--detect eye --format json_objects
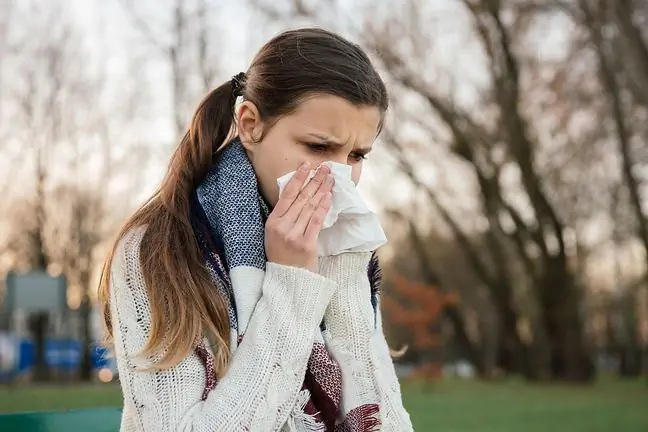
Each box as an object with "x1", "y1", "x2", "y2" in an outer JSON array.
[
  {"x1": 349, "y1": 153, "x2": 367, "y2": 162},
  {"x1": 306, "y1": 143, "x2": 329, "y2": 153}
]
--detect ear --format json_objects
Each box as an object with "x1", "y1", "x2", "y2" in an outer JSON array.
[{"x1": 237, "y1": 101, "x2": 264, "y2": 151}]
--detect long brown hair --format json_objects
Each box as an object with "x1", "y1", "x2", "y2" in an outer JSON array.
[{"x1": 98, "y1": 28, "x2": 388, "y2": 378}]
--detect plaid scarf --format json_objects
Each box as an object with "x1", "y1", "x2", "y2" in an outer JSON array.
[{"x1": 190, "y1": 139, "x2": 382, "y2": 431}]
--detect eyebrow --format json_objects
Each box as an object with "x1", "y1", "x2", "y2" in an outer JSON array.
[
  {"x1": 306, "y1": 133, "x2": 345, "y2": 146},
  {"x1": 306, "y1": 132, "x2": 373, "y2": 154}
]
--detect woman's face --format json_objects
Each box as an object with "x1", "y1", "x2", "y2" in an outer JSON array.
[{"x1": 238, "y1": 94, "x2": 382, "y2": 207}]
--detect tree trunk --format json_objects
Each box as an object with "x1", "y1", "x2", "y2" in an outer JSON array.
[
  {"x1": 28, "y1": 312, "x2": 50, "y2": 382},
  {"x1": 494, "y1": 305, "x2": 534, "y2": 379},
  {"x1": 79, "y1": 295, "x2": 93, "y2": 381},
  {"x1": 540, "y1": 258, "x2": 594, "y2": 381},
  {"x1": 443, "y1": 305, "x2": 487, "y2": 377}
]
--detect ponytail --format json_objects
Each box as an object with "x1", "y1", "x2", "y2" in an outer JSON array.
[
  {"x1": 98, "y1": 75, "x2": 248, "y2": 379},
  {"x1": 165, "y1": 76, "x2": 243, "y2": 196}
]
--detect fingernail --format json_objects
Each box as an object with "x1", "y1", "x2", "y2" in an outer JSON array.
[{"x1": 299, "y1": 161, "x2": 309, "y2": 172}]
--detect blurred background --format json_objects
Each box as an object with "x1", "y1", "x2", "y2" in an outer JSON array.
[{"x1": 0, "y1": 0, "x2": 647, "y2": 430}]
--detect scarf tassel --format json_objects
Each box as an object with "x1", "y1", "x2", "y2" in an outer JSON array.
[
  {"x1": 335, "y1": 404, "x2": 381, "y2": 432},
  {"x1": 288, "y1": 390, "x2": 327, "y2": 432}
]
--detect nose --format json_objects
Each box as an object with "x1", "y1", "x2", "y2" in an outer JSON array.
[
  {"x1": 325, "y1": 154, "x2": 349, "y2": 166},
  {"x1": 312, "y1": 156, "x2": 347, "y2": 167}
]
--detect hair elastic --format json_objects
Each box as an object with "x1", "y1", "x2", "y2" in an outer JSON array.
[{"x1": 231, "y1": 72, "x2": 247, "y2": 96}]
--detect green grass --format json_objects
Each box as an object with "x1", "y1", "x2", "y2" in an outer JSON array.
[
  {"x1": 402, "y1": 378, "x2": 648, "y2": 432},
  {"x1": 0, "y1": 383, "x2": 122, "y2": 413},
  {"x1": 1, "y1": 379, "x2": 646, "y2": 431}
]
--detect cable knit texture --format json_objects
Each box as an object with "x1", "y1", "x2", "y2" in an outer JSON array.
[
  {"x1": 110, "y1": 229, "x2": 413, "y2": 431},
  {"x1": 110, "y1": 227, "x2": 337, "y2": 431},
  {"x1": 319, "y1": 254, "x2": 414, "y2": 431}
]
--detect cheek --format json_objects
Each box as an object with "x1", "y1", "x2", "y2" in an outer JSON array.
[
  {"x1": 250, "y1": 142, "x2": 296, "y2": 206},
  {"x1": 351, "y1": 164, "x2": 363, "y2": 186},
  {"x1": 255, "y1": 135, "x2": 298, "y2": 177}
]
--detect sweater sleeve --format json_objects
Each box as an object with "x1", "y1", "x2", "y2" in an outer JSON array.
[
  {"x1": 109, "y1": 228, "x2": 336, "y2": 432},
  {"x1": 318, "y1": 253, "x2": 413, "y2": 431}
]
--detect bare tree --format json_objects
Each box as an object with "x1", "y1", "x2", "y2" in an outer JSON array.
[
  {"x1": 574, "y1": 0, "x2": 648, "y2": 282},
  {"x1": 362, "y1": 0, "x2": 597, "y2": 380},
  {"x1": 116, "y1": 0, "x2": 223, "y2": 140},
  {"x1": 250, "y1": 0, "x2": 616, "y2": 381},
  {"x1": 0, "y1": 0, "x2": 147, "y2": 380}
]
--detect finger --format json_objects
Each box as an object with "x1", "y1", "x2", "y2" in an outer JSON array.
[
  {"x1": 272, "y1": 161, "x2": 311, "y2": 217},
  {"x1": 299, "y1": 164, "x2": 331, "y2": 200},
  {"x1": 281, "y1": 165, "x2": 331, "y2": 223},
  {"x1": 290, "y1": 174, "x2": 334, "y2": 235},
  {"x1": 304, "y1": 191, "x2": 332, "y2": 242}
]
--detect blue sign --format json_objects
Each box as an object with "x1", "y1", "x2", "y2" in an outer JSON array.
[
  {"x1": 4, "y1": 337, "x2": 112, "y2": 375},
  {"x1": 91, "y1": 344, "x2": 110, "y2": 369},
  {"x1": 45, "y1": 339, "x2": 82, "y2": 371},
  {"x1": 18, "y1": 339, "x2": 35, "y2": 372}
]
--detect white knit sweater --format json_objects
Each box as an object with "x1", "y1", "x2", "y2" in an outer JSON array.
[{"x1": 109, "y1": 227, "x2": 413, "y2": 431}]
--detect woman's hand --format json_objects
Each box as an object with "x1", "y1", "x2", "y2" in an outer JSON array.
[{"x1": 265, "y1": 162, "x2": 334, "y2": 272}]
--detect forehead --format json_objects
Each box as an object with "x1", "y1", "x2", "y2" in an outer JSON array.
[{"x1": 281, "y1": 94, "x2": 382, "y2": 146}]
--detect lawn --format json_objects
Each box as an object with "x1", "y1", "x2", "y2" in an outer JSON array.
[{"x1": 0, "y1": 379, "x2": 646, "y2": 431}]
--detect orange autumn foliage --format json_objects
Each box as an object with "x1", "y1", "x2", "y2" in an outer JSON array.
[
  {"x1": 382, "y1": 275, "x2": 459, "y2": 382},
  {"x1": 383, "y1": 275, "x2": 458, "y2": 333}
]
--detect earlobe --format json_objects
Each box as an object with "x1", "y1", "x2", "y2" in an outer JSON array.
[{"x1": 237, "y1": 101, "x2": 263, "y2": 149}]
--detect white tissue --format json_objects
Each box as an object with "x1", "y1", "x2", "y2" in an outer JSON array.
[{"x1": 276, "y1": 162, "x2": 387, "y2": 256}]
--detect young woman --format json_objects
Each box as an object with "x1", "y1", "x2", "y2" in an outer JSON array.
[{"x1": 99, "y1": 27, "x2": 413, "y2": 431}]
